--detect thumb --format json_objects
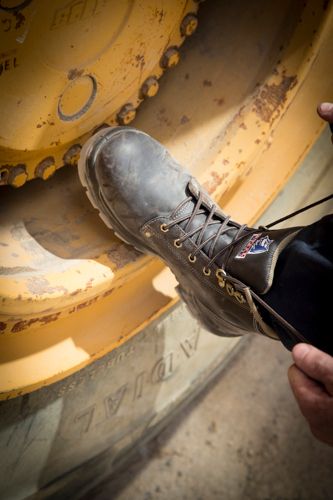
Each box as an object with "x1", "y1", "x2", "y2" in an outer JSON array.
[{"x1": 292, "y1": 343, "x2": 333, "y2": 396}]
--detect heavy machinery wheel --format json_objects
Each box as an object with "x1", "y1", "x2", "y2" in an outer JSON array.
[{"x1": 1, "y1": 0, "x2": 333, "y2": 498}]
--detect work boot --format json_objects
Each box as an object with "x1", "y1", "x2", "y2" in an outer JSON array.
[{"x1": 78, "y1": 127, "x2": 307, "y2": 345}]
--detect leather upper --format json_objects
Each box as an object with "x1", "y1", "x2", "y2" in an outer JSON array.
[{"x1": 81, "y1": 126, "x2": 304, "y2": 342}]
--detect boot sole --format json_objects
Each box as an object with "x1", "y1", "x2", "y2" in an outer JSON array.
[{"x1": 78, "y1": 127, "x2": 159, "y2": 257}]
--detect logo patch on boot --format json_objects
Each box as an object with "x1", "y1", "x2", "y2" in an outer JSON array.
[{"x1": 236, "y1": 233, "x2": 273, "y2": 259}]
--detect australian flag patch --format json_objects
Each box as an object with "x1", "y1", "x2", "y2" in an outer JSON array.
[{"x1": 236, "y1": 233, "x2": 273, "y2": 259}]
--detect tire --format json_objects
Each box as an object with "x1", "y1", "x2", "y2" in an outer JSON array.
[{"x1": 0, "y1": 303, "x2": 244, "y2": 500}]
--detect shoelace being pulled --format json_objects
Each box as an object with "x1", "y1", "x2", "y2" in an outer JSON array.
[{"x1": 161, "y1": 187, "x2": 333, "y2": 276}]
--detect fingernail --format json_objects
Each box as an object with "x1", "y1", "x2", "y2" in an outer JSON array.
[
  {"x1": 319, "y1": 102, "x2": 333, "y2": 113},
  {"x1": 293, "y1": 343, "x2": 310, "y2": 361}
]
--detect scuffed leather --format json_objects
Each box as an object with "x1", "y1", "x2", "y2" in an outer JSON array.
[{"x1": 82, "y1": 126, "x2": 303, "y2": 342}]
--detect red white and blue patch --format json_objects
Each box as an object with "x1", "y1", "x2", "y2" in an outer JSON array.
[{"x1": 236, "y1": 233, "x2": 273, "y2": 259}]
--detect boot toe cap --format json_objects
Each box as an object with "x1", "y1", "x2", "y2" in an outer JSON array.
[{"x1": 93, "y1": 127, "x2": 192, "y2": 222}]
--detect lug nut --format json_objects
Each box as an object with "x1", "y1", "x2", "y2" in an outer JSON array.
[
  {"x1": 140, "y1": 76, "x2": 159, "y2": 98},
  {"x1": 180, "y1": 13, "x2": 198, "y2": 37},
  {"x1": 160, "y1": 46, "x2": 180, "y2": 69},
  {"x1": 117, "y1": 103, "x2": 136, "y2": 125},
  {"x1": 8, "y1": 164, "x2": 28, "y2": 188},
  {"x1": 63, "y1": 144, "x2": 82, "y2": 166},
  {"x1": 35, "y1": 156, "x2": 56, "y2": 180}
]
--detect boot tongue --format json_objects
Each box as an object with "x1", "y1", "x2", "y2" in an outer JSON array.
[
  {"x1": 227, "y1": 227, "x2": 300, "y2": 294},
  {"x1": 177, "y1": 179, "x2": 300, "y2": 295}
]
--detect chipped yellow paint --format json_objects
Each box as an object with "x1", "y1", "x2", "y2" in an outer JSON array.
[
  {"x1": 0, "y1": 0, "x2": 198, "y2": 185},
  {"x1": 1, "y1": 0, "x2": 333, "y2": 399}
]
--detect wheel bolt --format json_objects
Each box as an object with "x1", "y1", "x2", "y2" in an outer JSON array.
[
  {"x1": 141, "y1": 76, "x2": 159, "y2": 98},
  {"x1": 117, "y1": 103, "x2": 136, "y2": 125},
  {"x1": 63, "y1": 144, "x2": 82, "y2": 166},
  {"x1": 8, "y1": 165, "x2": 27, "y2": 188},
  {"x1": 180, "y1": 13, "x2": 198, "y2": 37},
  {"x1": 160, "y1": 46, "x2": 180, "y2": 69},
  {"x1": 35, "y1": 157, "x2": 56, "y2": 180}
]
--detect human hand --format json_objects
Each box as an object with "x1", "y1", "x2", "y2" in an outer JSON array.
[
  {"x1": 317, "y1": 102, "x2": 333, "y2": 143},
  {"x1": 288, "y1": 343, "x2": 333, "y2": 446}
]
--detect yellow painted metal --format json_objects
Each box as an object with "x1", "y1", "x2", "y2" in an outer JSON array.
[
  {"x1": 1, "y1": 0, "x2": 333, "y2": 399},
  {"x1": 0, "y1": 0, "x2": 198, "y2": 185}
]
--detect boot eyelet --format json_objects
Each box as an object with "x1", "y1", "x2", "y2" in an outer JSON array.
[
  {"x1": 216, "y1": 268, "x2": 226, "y2": 279},
  {"x1": 174, "y1": 239, "x2": 182, "y2": 248},
  {"x1": 188, "y1": 254, "x2": 197, "y2": 263},
  {"x1": 218, "y1": 278, "x2": 226, "y2": 288},
  {"x1": 226, "y1": 282, "x2": 235, "y2": 296},
  {"x1": 160, "y1": 224, "x2": 169, "y2": 232},
  {"x1": 203, "y1": 267, "x2": 211, "y2": 276},
  {"x1": 234, "y1": 291, "x2": 245, "y2": 304}
]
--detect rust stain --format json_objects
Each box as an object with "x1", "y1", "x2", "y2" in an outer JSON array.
[
  {"x1": 84, "y1": 278, "x2": 94, "y2": 291},
  {"x1": 68, "y1": 290, "x2": 113, "y2": 314},
  {"x1": 135, "y1": 54, "x2": 145, "y2": 69},
  {"x1": 203, "y1": 79, "x2": 212, "y2": 87},
  {"x1": 76, "y1": 296, "x2": 99, "y2": 310},
  {"x1": 203, "y1": 171, "x2": 229, "y2": 194},
  {"x1": 214, "y1": 98, "x2": 225, "y2": 106},
  {"x1": 102, "y1": 288, "x2": 115, "y2": 298},
  {"x1": 68, "y1": 68, "x2": 84, "y2": 80},
  {"x1": 180, "y1": 115, "x2": 190, "y2": 125},
  {"x1": 156, "y1": 8, "x2": 164, "y2": 23},
  {"x1": 253, "y1": 72, "x2": 297, "y2": 123},
  {"x1": 14, "y1": 11, "x2": 25, "y2": 29},
  {"x1": 239, "y1": 122, "x2": 247, "y2": 130},
  {"x1": 11, "y1": 312, "x2": 61, "y2": 333}
]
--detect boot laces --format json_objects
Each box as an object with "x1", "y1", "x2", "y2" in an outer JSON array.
[
  {"x1": 162, "y1": 191, "x2": 255, "y2": 272},
  {"x1": 162, "y1": 187, "x2": 333, "y2": 274}
]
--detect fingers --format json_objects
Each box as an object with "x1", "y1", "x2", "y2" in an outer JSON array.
[
  {"x1": 288, "y1": 364, "x2": 333, "y2": 446},
  {"x1": 292, "y1": 343, "x2": 333, "y2": 396},
  {"x1": 288, "y1": 364, "x2": 327, "y2": 408},
  {"x1": 317, "y1": 102, "x2": 333, "y2": 123}
]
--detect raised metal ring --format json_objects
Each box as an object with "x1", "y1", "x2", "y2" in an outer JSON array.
[
  {"x1": 216, "y1": 268, "x2": 227, "y2": 279},
  {"x1": 188, "y1": 254, "x2": 197, "y2": 263},
  {"x1": 226, "y1": 282, "x2": 235, "y2": 296},
  {"x1": 160, "y1": 224, "x2": 169, "y2": 232},
  {"x1": 217, "y1": 277, "x2": 226, "y2": 288},
  {"x1": 174, "y1": 239, "x2": 182, "y2": 248},
  {"x1": 234, "y1": 291, "x2": 246, "y2": 304}
]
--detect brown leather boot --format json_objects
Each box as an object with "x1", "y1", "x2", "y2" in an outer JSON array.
[{"x1": 78, "y1": 127, "x2": 318, "y2": 345}]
